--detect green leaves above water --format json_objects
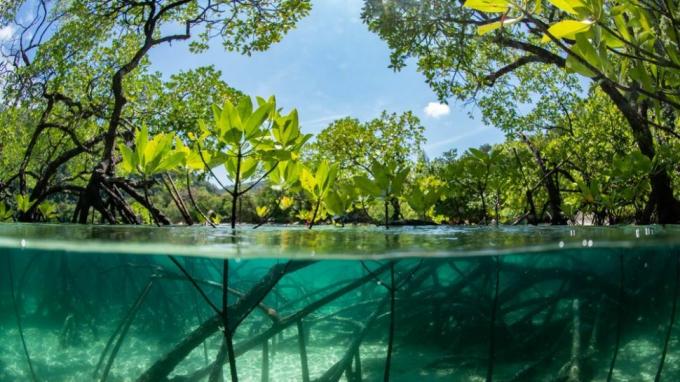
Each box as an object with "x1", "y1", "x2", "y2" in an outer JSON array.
[
  {"x1": 354, "y1": 160, "x2": 409, "y2": 200},
  {"x1": 118, "y1": 125, "x2": 185, "y2": 177}
]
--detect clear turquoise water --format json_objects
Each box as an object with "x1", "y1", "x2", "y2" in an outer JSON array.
[{"x1": 1, "y1": 224, "x2": 679, "y2": 381}]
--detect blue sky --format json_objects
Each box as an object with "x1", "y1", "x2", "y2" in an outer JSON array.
[{"x1": 149, "y1": 0, "x2": 505, "y2": 158}]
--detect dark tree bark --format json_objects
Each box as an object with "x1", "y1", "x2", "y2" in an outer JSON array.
[
  {"x1": 520, "y1": 134, "x2": 566, "y2": 225},
  {"x1": 599, "y1": 82, "x2": 680, "y2": 224},
  {"x1": 76, "y1": 3, "x2": 191, "y2": 224}
]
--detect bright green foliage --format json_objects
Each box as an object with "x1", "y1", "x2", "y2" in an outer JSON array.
[
  {"x1": 118, "y1": 125, "x2": 185, "y2": 177},
  {"x1": 363, "y1": 0, "x2": 680, "y2": 223},
  {"x1": 299, "y1": 160, "x2": 338, "y2": 226},
  {"x1": 0, "y1": 0, "x2": 311, "y2": 224},
  {"x1": 173, "y1": 138, "x2": 209, "y2": 172},
  {"x1": 38, "y1": 202, "x2": 58, "y2": 221},
  {"x1": 268, "y1": 161, "x2": 302, "y2": 191},
  {"x1": 0, "y1": 0, "x2": 677, "y2": 227},
  {"x1": 355, "y1": 161, "x2": 409, "y2": 200},
  {"x1": 198, "y1": 95, "x2": 310, "y2": 227},
  {"x1": 252, "y1": 163, "x2": 302, "y2": 224},
  {"x1": 324, "y1": 182, "x2": 358, "y2": 220},
  {"x1": 431, "y1": 145, "x2": 519, "y2": 224},
  {"x1": 567, "y1": 151, "x2": 652, "y2": 222},
  {"x1": 278, "y1": 196, "x2": 295, "y2": 211},
  {"x1": 200, "y1": 96, "x2": 310, "y2": 167},
  {"x1": 0, "y1": 203, "x2": 13, "y2": 221},
  {"x1": 406, "y1": 177, "x2": 443, "y2": 220},
  {"x1": 310, "y1": 112, "x2": 425, "y2": 175},
  {"x1": 256, "y1": 206, "x2": 270, "y2": 218},
  {"x1": 300, "y1": 161, "x2": 339, "y2": 202},
  {"x1": 459, "y1": 0, "x2": 680, "y2": 106},
  {"x1": 15, "y1": 195, "x2": 31, "y2": 214},
  {"x1": 464, "y1": 0, "x2": 511, "y2": 13},
  {"x1": 142, "y1": 67, "x2": 245, "y2": 138},
  {"x1": 354, "y1": 160, "x2": 409, "y2": 226}
]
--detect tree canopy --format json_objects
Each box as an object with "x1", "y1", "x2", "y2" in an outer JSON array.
[
  {"x1": 362, "y1": 0, "x2": 680, "y2": 223},
  {"x1": 0, "y1": 0, "x2": 678, "y2": 226}
]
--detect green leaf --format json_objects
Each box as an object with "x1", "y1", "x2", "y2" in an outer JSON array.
[
  {"x1": 279, "y1": 196, "x2": 295, "y2": 210},
  {"x1": 240, "y1": 157, "x2": 259, "y2": 180},
  {"x1": 547, "y1": 0, "x2": 584, "y2": 15},
  {"x1": 572, "y1": 33, "x2": 603, "y2": 71},
  {"x1": 478, "y1": 21, "x2": 503, "y2": 36},
  {"x1": 244, "y1": 100, "x2": 272, "y2": 137},
  {"x1": 118, "y1": 144, "x2": 137, "y2": 175},
  {"x1": 542, "y1": 20, "x2": 593, "y2": 43},
  {"x1": 477, "y1": 17, "x2": 522, "y2": 36},
  {"x1": 324, "y1": 191, "x2": 344, "y2": 216},
  {"x1": 236, "y1": 96, "x2": 253, "y2": 122},
  {"x1": 324, "y1": 164, "x2": 339, "y2": 196},
  {"x1": 224, "y1": 156, "x2": 238, "y2": 179},
  {"x1": 212, "y1": 104, "x2": 223, "y2": 132},
  {"x1": 392, "y1": 167, "x2": 410, "y2": 195},
  {"x1": 469, "y1": 147, "x2": 488, "y2": 162},
  {"x1": 256, "y1": 205, "x2": 269, "y2": 218},
  {"x1": 354, "y1": 175, "x2": 382, "y2": 197},
  {"x1": 135, "y1": 124, "x2": 149, "y2": 163},
  {"x1": 566, "y1": 51, "x2": 596, "y2": 77},
  {"x1": 223, "y1": 98, "x2": 242, "y2": 131},
  {"x1": 0, "y1": 202, "x2": 13, "y2": 221},
  {"x1": 463, "y1": 0, "x2": 510, "y2": 13},
  {"x1": 300, "y1": 167, "x2": 317, "y2": 196},
  {"x1": 16, "y1": 194, "x2": 32, "y2": 213},
  {"x1": 315, "y1": 161, "x2": 330, "y2": 192},
  {"x1": 157, "y1": 151, "x2": 185, "y2": 172},
  {"x1": 38, "y1": 202, "x2": 58, "y2": 220}
]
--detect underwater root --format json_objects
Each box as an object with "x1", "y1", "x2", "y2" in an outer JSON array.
[
  {"x1": 313, "y1": 295, "x2": 389, "y2": 382},
  {"x1": 486, "y1": 256, "x2": 501, "y2": 382},
  {"x1": 161, "y1": 262, "x2": 393, "y2": 382},
  {"x1": 6, "y1": 255, "x2": 39, "y2": 382},
  {"x1": 606, "y1": 253, "x2": 625, "y2": 382},
  {"x1": 95, "y1": 278, "x2": 154, "y2": 382},
  {"x1": 137, "y1": 261, "x2": 313, "y2": 382},
  {"x1": 654, "y1": 251, "x2": 680, "y2": 382},
  {"x1": 13, "y1": 250, "x2": 678, "y2": 381},
  {"x1": 297, "y1": 320, "x2": 311, "y2": 382}
]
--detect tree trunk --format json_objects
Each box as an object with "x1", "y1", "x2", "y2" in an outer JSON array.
[
  {"x1": 390, "y1": 197, "x2": 400, "y2": 222},
  {"x1": 480, "y1": 190, "x2": 488, "y2": 225},
  {"x1": 599, "y1": 82, "x2": 680, "y2": 224},
  {"x1": 230, "y1": 152, "x2": 242, "y2": 229},
  {"x1": 521, "y1": 134, "x2": 565, "y2": 225},
  {"x1": 526, "y1": 190, "x2": 538, "y2": 225}
]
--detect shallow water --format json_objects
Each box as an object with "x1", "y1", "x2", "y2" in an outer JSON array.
[{"x1": 1, "y1": 224, "x2": 679, "y2": 381}]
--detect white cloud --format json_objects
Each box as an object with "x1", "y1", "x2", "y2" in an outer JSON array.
[
  {"x1": 424, "y1": 102, "x2": 450, "y2": 118},
  {"x1": 0, "y1": 25, "x2": 14, "y2": 41}
]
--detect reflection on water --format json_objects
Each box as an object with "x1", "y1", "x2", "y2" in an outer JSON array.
[{"x1": 0, "y1": 225, "x2": 679, "y2": 381}]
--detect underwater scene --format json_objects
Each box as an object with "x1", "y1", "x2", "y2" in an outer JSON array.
[{"x1": 1, "y1": 224, "x2": 680, "y2": 382}]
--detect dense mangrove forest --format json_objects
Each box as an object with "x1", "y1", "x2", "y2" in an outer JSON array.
[
  {"x1": 1, "y1": 0, "x2": 680, "y2": 381},
  {"x1": 0, "y1": 0, "x2": 678, "y2": 227}
]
